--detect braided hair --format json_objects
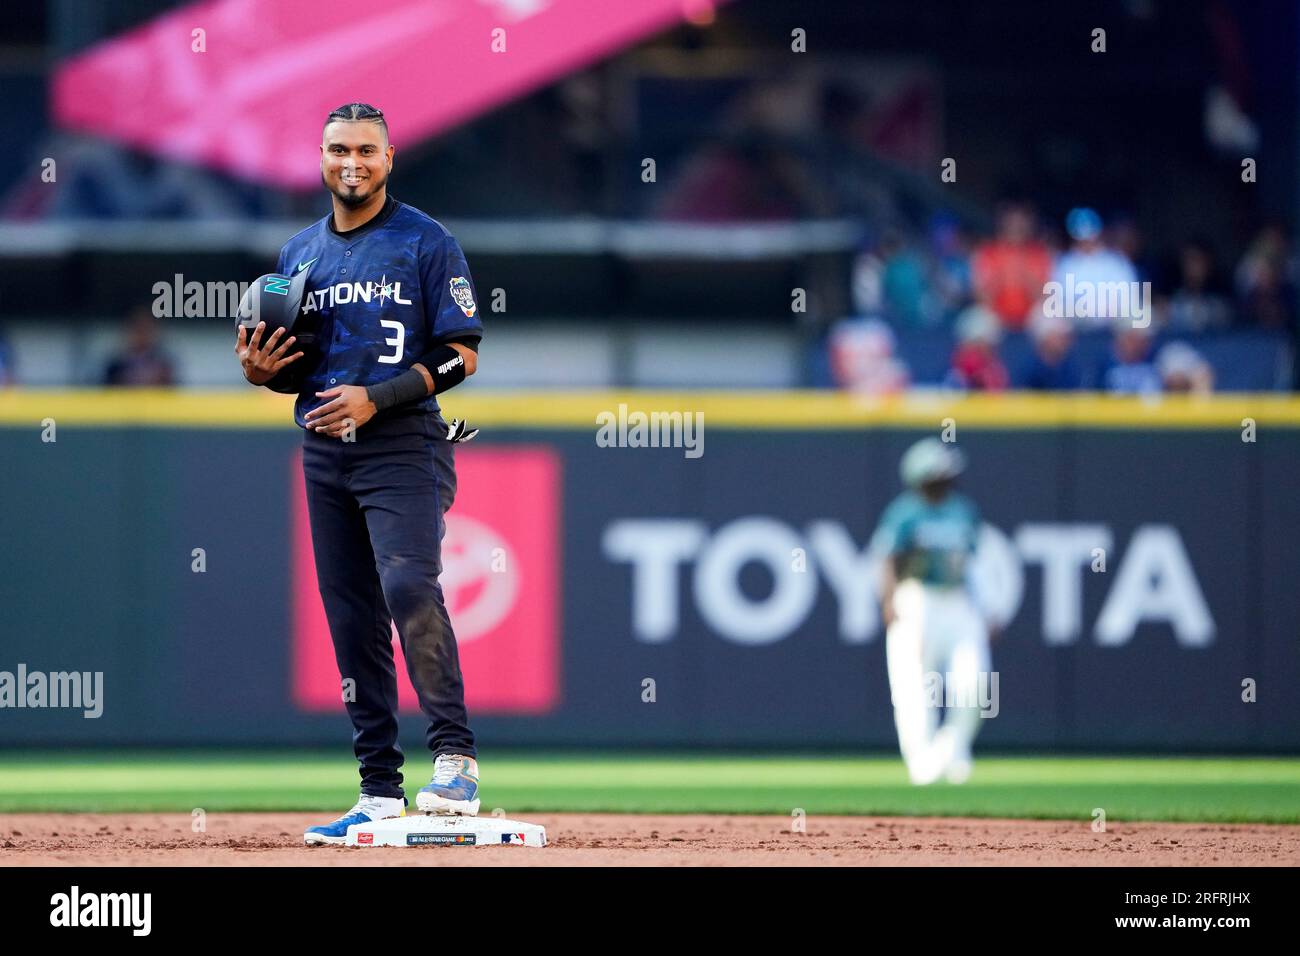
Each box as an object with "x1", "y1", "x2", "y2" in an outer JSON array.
[{"x1": 323, "y1": 103, "x2": 388, "y2": 143}]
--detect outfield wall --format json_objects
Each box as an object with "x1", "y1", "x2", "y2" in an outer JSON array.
[{"x1": 1, "y1": 391, "x2": 1297, "y2": 752}]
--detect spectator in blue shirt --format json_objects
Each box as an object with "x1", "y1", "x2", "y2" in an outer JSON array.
[
  {"x1": 1101, "y1": 323, "x2": 1161, "y2": 394},
  {"x1": 0, "y1": 328, "x2": 14, "y2": 386},
  {"x1": 1017, "y1": 314, "x2": 1084, "y2": 390}
]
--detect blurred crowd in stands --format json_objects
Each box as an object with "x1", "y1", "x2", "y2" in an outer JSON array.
[
  {"x1": 100, "y1": 309, "x2": 177, "y2": 387},
  {"x1": 0, "y1": 308, "x2": 177, "y2": 389},
  {"x1": 828, "y1": 203, "x2": 1298, "y2": 394}
]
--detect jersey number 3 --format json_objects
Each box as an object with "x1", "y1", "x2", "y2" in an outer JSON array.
[{"x1": 379, "y1": 319, "x2": 405, "y2": 364}]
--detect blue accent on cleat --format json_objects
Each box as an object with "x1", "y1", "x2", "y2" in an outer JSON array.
[
  {"x1": 305, "y1": 812, "x2": 372, "y2": 841},
  {"x1": 416, "y1": 755, "x2": 480, "y2": 814},
  {"x1": 419, "y1": 775, "x2": 478, "y2": 802},
  {"x1": 304, "y1": 795, "x2": 407, "y2": 845}
]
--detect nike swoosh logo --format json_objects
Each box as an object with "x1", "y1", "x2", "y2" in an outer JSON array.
[{"x1": 296, "y1": 258, "x2": 317, "y2": 273}]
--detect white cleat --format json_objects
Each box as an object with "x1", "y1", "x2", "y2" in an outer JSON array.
[
  {"x1": 304, "y1": 794, "x2": 406, "y2": 845},
  {"x1": 944, "y1": 758, "x2": 973, "y2": 785},
  {"x1": 415, "y1": 754, "x2": 481, "y2": 816}
]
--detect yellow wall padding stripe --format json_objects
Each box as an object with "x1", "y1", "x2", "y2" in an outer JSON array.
[{"x1": 0, "y1": 389, "x2": 1297, "y2": 429}]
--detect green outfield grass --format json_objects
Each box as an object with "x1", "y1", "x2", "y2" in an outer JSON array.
[{"x1": 0, "y1": 752, "x2": 1297, "y2": 823}]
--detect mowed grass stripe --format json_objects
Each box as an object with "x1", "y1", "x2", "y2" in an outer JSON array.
[
  {"x1": 0, "y1": 754, "x2": 1296, "y2": 822},
  {"x1": 1, "y1": 755, "x2": 1296, "y2": 789}
]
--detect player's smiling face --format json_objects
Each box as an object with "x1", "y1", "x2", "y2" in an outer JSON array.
[{"x1": 320, "y1": 121, "x2": 394, "y2": 207}]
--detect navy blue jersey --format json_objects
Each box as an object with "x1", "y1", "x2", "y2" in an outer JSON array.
[{"x1": 275, "y1": 199, "x2": 483, "y2": 428}]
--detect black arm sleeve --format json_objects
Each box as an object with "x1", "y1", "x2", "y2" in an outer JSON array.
[
  {"x1": 434, "y1": 333, "x2": 480, "y2": 354},
  {"x1": 367, "y1": 367, "x2": 430, "y2": 412}
]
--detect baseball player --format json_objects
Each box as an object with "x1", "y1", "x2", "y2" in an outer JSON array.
[
  {"x1": 871, "y1": 438, "x2": 992, "y2": 785},
  {"x1": 235, "y1": 103, "x2": 484, "y2": 843}
]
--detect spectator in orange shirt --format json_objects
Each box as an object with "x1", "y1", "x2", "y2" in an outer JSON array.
[{"x1": 971, "y1": 201, "x2": 1052, "y2": 331}]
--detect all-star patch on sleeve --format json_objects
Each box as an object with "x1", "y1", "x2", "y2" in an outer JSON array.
[{"x1": 421, "y1": 234, "x2": 485, "y2": 344}]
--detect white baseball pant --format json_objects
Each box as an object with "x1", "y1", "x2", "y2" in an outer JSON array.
[{"x1": 885, "y1": 578, "x2": 991, "y2": 785}]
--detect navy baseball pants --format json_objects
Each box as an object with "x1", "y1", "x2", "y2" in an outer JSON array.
[{"x1": 303, "y1": 410, "x2": 476, "y2": 800}]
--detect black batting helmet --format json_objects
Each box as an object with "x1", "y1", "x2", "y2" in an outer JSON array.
[{"x1": 235, "y1": 270, "x2": 320, "y2": 353}]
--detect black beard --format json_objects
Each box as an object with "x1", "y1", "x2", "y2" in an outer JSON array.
[
  {"x1": 335, "y1": 188, "x2": 368, "y2": 208},
  {"x1": 322, "y1": 169, "x2": 386, "y2": 207}
]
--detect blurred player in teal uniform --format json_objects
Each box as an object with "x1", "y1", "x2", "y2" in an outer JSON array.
[{"x1": 872, "y1": 438, "x2": 992, "y2": 785}]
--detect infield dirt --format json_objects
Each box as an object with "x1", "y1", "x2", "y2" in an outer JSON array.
[{"x1": 2, "y1": 813, "x2": 1297, "y2": 866}]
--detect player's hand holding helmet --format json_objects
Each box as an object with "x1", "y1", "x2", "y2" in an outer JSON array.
[
  {"x1": 236, "y1": 318, "x2": 303, "y2": 386},
  {"x1": 234, "y1": 271, "x2": 319, "y2": 389}
]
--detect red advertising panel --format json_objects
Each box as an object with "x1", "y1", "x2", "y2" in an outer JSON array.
[{"x1": 291, "y1": 445, "x2": 561, "y2": 714}]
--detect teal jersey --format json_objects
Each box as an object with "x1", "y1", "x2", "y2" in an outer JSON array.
[{"x1": 871, "y1": 491, "x2": 981, "y2": 587}]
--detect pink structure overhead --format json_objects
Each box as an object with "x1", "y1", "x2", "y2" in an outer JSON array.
[{"x1": 53, "y1": 0, "x2": 718, "y2": 189}]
